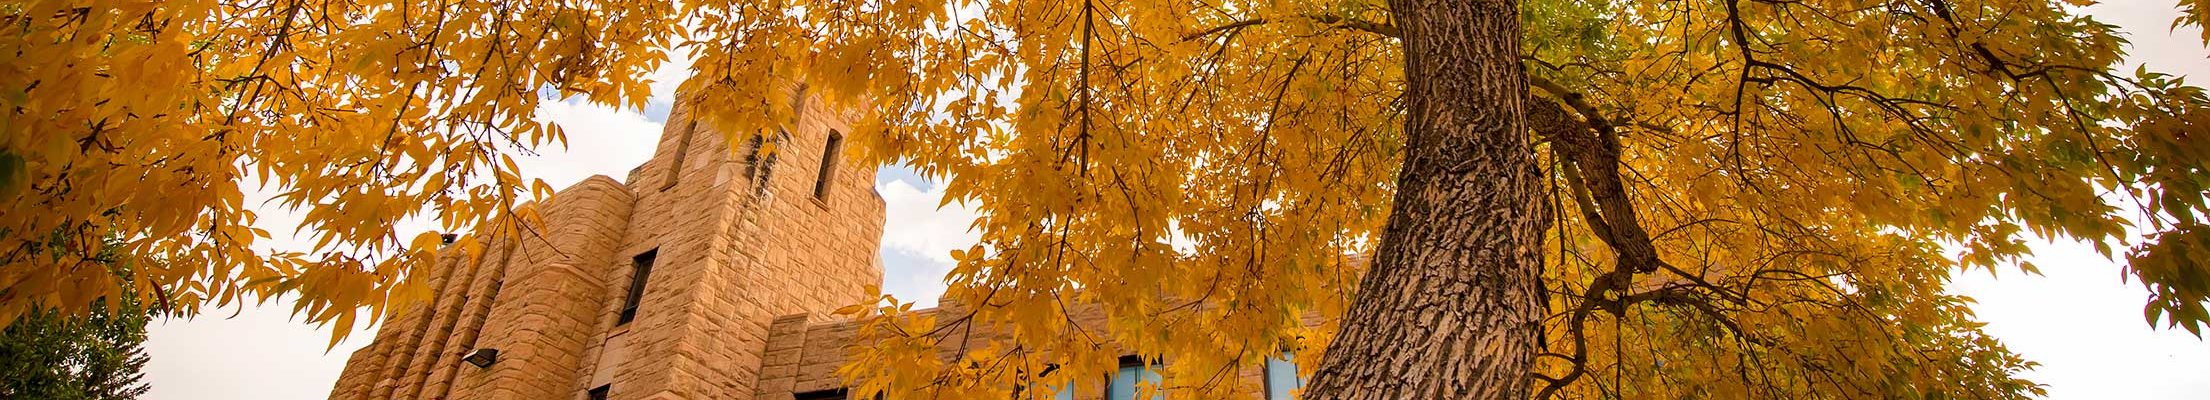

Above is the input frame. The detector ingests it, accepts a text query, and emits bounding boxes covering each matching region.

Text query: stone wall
[330,83,884,400]
[751,299,1325,400]
[327,82,1320,400]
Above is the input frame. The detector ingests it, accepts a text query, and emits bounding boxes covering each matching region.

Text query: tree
[0,0,681,340]
[0,294,153,400]
[803,0,2208,398]
[1294,0,1549,398]
[6,0,2208,399]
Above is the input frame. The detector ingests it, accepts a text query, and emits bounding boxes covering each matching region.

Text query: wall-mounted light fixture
[462,348,499,368]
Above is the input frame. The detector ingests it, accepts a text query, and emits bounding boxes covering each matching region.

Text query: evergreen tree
[0,295,153,399]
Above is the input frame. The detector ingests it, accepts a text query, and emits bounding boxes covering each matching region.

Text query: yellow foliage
[0,0,679,342]
[766,0,2209,398]
[6,0,2206,397]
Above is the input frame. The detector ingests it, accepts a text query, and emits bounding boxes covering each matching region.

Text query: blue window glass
[1053,382,1074,400]
[1264,353,1303,400]
[1106,357,1163,400]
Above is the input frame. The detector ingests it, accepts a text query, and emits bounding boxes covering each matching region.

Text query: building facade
[327,89,1306,400]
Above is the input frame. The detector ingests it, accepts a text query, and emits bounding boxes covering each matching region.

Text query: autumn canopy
[2,0,2207,398]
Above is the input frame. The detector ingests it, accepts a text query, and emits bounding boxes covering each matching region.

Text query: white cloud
[874,176,984,307]
[878,178,983,265]
[878,249,954,308]
[526,98,664,189]
[646,52,695,108]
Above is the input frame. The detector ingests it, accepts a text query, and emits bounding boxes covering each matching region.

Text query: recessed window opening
[1106,355,1164,400]
[813,131,843,200]
[662,122,699,191]
[618,249,657,325]
[794,388,880,400]
[1264,352,1304,400]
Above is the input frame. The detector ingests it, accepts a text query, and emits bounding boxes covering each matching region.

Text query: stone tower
[331,87,1321,400]
[327,85,886,400]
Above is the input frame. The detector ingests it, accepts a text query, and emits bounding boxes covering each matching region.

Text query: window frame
[812,131,843,200]
[660,122,699,191]
[617,249,657,325]
[792,388,849,400]
[1105,355,1163,400]
[1263,352,1303,400]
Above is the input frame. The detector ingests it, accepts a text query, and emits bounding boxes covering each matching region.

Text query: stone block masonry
[330,85,1310,400]
[332,82,884,400]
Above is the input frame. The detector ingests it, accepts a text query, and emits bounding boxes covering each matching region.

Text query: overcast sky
[141,3,2207,399]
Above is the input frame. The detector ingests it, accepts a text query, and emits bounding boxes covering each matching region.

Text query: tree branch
[1179,14,1400,42]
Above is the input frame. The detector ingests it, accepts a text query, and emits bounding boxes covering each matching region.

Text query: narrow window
[1106,355,1163,400]
[792,388,845,400]
[662,122,699,191]
[1054,383,1075,400]
[813,131,843,200]
[585,385,610,400]
[618,249,657,325]
[794,388,881,400]
[1264,353,1303,400]
[1038,363,1075,400]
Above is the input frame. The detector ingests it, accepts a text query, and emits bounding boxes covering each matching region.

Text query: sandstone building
[327,89,1308,400]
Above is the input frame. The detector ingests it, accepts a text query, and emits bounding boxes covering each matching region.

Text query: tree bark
[1300,0,1548,399]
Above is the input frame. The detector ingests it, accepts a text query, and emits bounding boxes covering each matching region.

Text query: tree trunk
[1300,0,1548,398]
